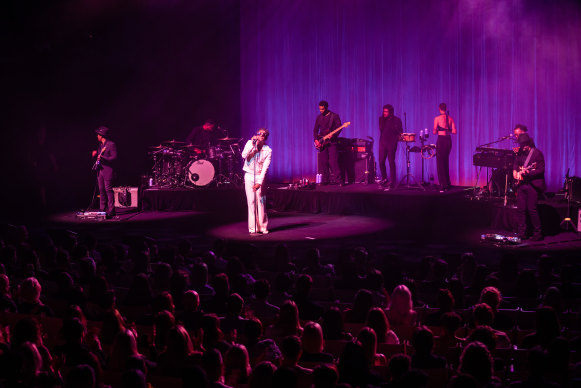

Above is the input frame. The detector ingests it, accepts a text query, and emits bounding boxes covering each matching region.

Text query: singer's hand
[92,150,97,158]
[253,183,261,192]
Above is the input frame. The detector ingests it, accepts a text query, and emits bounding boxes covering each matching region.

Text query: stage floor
[42,183,581,255]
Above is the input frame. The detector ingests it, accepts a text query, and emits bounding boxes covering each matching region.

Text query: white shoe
[261,230,269,235]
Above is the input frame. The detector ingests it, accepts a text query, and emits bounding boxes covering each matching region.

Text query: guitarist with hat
[91,126,117,219]
[513,132,545,241]
[313,100,347,185]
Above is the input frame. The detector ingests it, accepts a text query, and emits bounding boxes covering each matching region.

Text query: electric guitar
[92,146,107,171]
[314,121,351,151]
[515,162,536,182]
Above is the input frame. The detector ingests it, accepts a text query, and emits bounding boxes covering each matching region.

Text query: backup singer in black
[433,103,457,192]
[313,100,343,185]
[378,104,403,189]
[513,132,545,241]
[92,126,117,218]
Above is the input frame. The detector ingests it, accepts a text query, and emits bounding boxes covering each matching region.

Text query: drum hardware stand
[395,140,425,191]
[356,154,372,184]
[355,137,374,184]
[419,130,432,186]
[561,171,578,232]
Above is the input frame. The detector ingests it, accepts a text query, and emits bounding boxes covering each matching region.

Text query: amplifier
[113,187,139,208]
[567,177,581,202]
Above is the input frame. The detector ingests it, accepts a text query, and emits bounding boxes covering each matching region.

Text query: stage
[140,183,580,245]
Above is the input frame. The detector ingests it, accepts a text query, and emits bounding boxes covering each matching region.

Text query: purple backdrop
[241,0,581,190]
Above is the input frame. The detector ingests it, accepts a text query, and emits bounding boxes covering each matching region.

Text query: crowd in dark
[0,223,580,388]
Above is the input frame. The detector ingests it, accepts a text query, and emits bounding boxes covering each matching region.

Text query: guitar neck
[323,122,350,140]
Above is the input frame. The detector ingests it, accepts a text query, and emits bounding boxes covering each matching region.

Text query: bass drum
[186,159,215,187]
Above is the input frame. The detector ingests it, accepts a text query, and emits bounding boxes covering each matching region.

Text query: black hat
[95,126,111,138]
[517,133,533,147]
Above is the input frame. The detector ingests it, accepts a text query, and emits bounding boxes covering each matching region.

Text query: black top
[436,124,451,134]
[513,147,546,191]
[379,115,403,144]
[96,139,117,171]
[313,111,342,141]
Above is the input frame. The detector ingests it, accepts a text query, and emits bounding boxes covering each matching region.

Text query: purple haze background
[240,0,581,190]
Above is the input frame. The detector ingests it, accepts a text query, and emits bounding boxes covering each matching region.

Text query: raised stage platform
[141,184,580,242]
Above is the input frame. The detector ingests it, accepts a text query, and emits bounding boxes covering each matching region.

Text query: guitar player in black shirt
[313,100,343,185]
[513,132,546,241]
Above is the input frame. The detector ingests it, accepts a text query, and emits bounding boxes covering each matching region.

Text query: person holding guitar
[378,104,403,189]
[513,132,545,241]
[313,100,346,185]
[91,126,117,219]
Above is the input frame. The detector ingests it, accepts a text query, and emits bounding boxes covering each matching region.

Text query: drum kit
[148,137,243,188]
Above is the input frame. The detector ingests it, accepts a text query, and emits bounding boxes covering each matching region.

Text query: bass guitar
[92,146,107,171]
[314,122,351,151]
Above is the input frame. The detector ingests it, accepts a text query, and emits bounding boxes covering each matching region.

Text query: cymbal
[161,140,186,147]
[218,137,241,142]
[149,145,164,150]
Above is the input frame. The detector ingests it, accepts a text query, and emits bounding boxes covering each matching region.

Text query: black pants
[378,141,398,184]
[97,170,115,214]
[318,143,341,184]
[516,183,542,237]
[436,135,452,189]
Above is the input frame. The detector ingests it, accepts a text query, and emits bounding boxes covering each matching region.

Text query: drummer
[185,119,225,156]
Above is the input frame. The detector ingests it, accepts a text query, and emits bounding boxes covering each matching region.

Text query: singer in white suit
[241,128,272,235]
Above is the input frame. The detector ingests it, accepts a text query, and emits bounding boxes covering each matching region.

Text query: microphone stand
[253,140,259,234]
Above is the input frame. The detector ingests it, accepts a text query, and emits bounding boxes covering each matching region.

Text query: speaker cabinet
[567,177,581,202]
[113,187,139,208]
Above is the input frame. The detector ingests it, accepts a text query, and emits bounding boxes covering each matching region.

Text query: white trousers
[245,173,268,233]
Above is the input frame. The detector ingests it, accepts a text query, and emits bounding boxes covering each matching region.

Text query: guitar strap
[523,148,535,168]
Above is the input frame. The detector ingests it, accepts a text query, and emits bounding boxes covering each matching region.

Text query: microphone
[252,137,257,145]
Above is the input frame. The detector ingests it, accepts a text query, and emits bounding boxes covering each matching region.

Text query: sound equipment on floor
[114,187,139,208]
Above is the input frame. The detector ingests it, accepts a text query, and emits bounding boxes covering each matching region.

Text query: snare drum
[401,133,416,142]
[186,159,215,186]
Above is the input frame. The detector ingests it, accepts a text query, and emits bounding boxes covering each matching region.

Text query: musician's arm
[529,153,545,176]
[451,118,457,134]
[101,142,117,162]
[513,158,520,180]
[433,117,438,135]
[333,114,343,137]
[313,117,320,141]
[397,117,403,134]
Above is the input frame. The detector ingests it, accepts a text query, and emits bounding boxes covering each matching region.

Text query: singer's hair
[318,100,329,109]
[439,103,447,112]
[204,119,216,126]
[258,128,269,140]
[514,124,528,133]
[383,104,394,114]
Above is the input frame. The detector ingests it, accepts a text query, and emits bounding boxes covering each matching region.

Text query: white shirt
[241,140,272,185]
